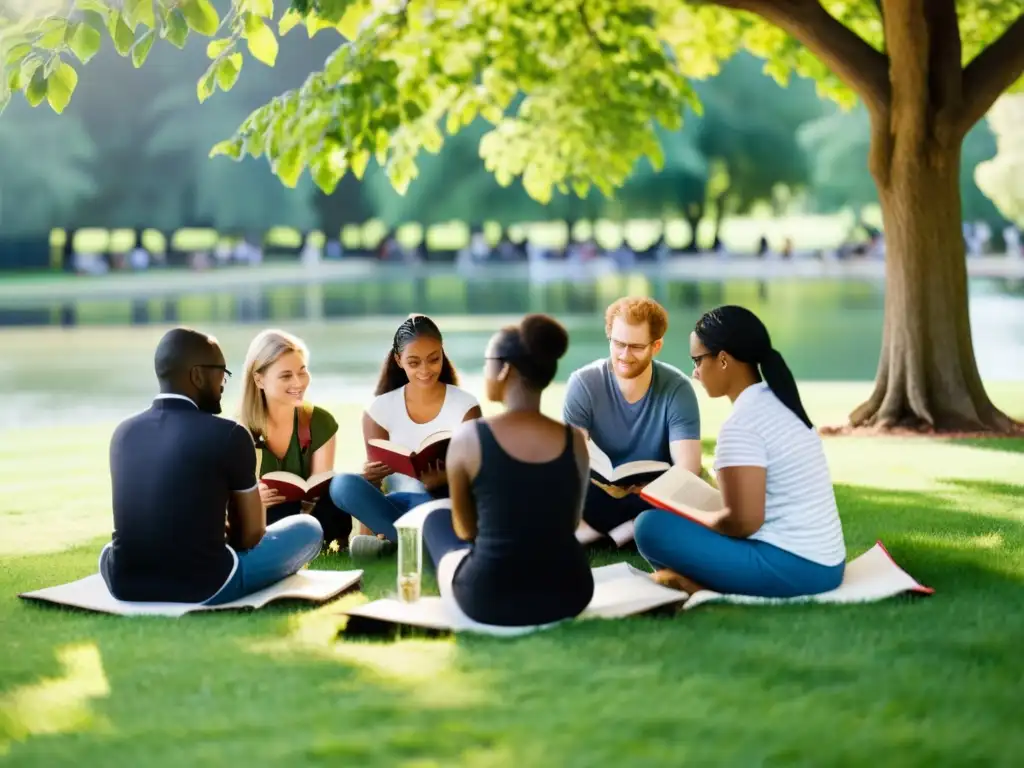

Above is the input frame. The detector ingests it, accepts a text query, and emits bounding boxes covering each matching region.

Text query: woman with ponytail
[420,314,594,631]
[634,305,846,598]
[328,314,482,557]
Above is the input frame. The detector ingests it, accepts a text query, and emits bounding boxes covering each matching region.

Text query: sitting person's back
[423,314,594,628]
[107,396,252,602]
[455,417,592,625]
[101,327,323,605]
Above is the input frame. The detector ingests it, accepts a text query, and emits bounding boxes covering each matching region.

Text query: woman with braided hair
[634,305,847,599]
[329,314,482,558]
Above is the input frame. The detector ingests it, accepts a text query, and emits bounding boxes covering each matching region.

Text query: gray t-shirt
[562,359,701,466]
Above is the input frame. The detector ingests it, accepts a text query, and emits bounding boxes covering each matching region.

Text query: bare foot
[651,569,698,595]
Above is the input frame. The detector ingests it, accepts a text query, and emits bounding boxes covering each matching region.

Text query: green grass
[2,384,1023,766]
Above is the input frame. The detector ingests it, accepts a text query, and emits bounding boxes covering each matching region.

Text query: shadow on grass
[2,480,1023,765]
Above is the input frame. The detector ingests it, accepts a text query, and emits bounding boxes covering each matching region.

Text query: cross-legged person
[562,297,702,548]
[100,327,323,605]
[634,306,846,598]
[421,314,594,631]
[238,328,351,550]
[329,314,482,557]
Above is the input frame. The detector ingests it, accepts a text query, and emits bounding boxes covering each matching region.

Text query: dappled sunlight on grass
[0,644,111,756]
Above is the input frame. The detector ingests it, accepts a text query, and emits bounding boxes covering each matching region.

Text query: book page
[367,438,413,456]
[586,440,613,478]
[419,430,453,451]
[643,466,723,514]
[261,471,306,489]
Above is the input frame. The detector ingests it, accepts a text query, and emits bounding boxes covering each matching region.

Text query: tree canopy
[975,95,1024,226]
[2,1,1021,215]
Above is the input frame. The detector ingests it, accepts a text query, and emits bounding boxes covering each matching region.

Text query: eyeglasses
[691,353,713,367]
[194,364,232,378]
[608,337,652,354]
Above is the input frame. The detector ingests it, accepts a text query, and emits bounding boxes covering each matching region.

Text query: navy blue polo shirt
[105,395,257,602]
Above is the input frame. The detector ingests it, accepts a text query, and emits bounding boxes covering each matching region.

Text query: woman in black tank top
[422,315,595,627]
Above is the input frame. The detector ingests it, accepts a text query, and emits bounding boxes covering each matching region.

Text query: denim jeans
[328,473,433,542]
[634,509,845,598]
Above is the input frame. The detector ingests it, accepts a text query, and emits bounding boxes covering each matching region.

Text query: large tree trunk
[849,114,1018,433]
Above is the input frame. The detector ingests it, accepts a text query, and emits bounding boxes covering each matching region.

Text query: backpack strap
[297,402,314,453]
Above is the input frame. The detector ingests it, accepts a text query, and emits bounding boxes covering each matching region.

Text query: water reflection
[2,275,1024,383]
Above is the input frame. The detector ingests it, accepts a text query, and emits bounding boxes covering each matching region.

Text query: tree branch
[959,13,1024,134]
[925,0,962,129]
[712,0,890,117]
[578,2,615,53]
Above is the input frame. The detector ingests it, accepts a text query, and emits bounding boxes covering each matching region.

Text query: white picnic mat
[19,569,364,617]
[683,541,933,609]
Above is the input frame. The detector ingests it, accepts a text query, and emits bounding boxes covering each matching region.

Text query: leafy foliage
[975,95,1024,225]
[1,0,1022,206]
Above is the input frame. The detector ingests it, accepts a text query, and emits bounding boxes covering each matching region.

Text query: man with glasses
[100,327,323,604]
[563,297,702,547]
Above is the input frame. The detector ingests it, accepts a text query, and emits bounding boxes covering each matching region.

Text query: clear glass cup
[396,524,422,603]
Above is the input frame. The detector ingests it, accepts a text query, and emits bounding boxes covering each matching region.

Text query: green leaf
[180,0,220,37]
[112,15,136,56]
[336,1,371,40]
[5,44,33,67]
[311,156,344,195]
[244,14,278,67]
[278,9,303,36]
[207,38,233,58]
[197,66,216,103]
[45,60,77,113]
[216,53,243,91]
[132,28,156,68]
[25,68,48,108]
[68,23,102,64]
[124,0,156,30]
[164,10,190,49]
[276,143,305,187]
[247,0,275,18]
[350,148,370,180]
[38,20,68,50]
[209,138,243,160]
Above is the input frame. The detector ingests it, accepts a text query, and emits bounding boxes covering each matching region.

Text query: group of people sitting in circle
[100,296,846,628]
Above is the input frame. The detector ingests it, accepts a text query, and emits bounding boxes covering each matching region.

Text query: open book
[367,431,452,478]
[638,465,724,526]
[260,470,335,503]
[587,440,670,487]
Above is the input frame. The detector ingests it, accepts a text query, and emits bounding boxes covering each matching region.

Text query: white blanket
[683,541,933,609]
[19,569,364,617]
[341,541,932,635]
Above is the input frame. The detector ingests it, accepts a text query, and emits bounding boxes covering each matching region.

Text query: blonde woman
[239,329,351,549]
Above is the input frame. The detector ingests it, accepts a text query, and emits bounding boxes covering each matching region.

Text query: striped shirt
[714,382,846,566]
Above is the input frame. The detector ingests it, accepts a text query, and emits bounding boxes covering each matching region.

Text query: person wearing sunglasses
[562,297,703,548]
[101,327,323,605]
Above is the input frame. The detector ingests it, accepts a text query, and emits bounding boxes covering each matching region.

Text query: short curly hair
[604,297,669,341]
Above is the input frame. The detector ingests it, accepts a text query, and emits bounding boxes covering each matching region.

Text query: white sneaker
[348,534,394,559]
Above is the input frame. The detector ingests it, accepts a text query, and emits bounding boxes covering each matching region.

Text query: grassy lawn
[2,383,1023,766]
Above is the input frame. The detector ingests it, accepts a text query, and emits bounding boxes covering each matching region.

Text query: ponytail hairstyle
[694,305,813,429]
[492,313,570,390]
[374,313,459,396]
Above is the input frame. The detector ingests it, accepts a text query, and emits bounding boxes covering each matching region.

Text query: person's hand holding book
[259,482,286,508]
[362,460,392,485]
[419,461,447,491]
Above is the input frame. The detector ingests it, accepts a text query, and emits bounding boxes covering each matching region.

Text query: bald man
[100,327,323,604]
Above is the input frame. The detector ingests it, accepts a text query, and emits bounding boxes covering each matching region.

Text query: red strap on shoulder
[298,402,313,452]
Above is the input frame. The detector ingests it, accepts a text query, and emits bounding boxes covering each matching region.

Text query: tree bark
[849,111,1018,433]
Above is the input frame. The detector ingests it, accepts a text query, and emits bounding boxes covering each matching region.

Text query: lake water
[2,271,1023,428]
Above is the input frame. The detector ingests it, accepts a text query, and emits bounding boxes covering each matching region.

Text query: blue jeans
[329,473,433,542]
[634,509,844,598]
[98,515,324,605]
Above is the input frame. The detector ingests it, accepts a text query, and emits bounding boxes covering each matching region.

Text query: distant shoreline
[0,255,1021,304]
